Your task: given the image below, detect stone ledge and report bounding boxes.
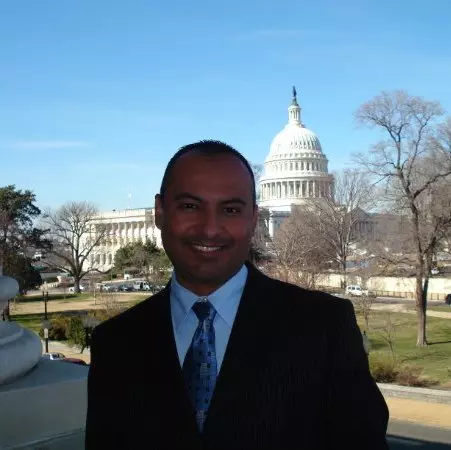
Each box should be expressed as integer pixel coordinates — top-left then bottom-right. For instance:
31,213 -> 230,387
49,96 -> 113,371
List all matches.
378,383 -> 451,404
0,359 -> 88,450
3,429 -> 85,450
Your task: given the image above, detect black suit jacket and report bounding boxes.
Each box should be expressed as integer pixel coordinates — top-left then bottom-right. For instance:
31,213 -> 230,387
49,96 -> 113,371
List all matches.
86,264 -> 389,449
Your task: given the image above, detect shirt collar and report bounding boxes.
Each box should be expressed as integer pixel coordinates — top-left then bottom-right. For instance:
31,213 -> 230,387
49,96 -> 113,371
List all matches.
170,265 -> 248,332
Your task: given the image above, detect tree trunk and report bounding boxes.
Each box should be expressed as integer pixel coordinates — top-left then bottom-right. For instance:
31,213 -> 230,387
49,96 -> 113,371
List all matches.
411,208 -> 427,347
341,257 -> 347,288
415,268 -> 427,347
74,277 -> 81,294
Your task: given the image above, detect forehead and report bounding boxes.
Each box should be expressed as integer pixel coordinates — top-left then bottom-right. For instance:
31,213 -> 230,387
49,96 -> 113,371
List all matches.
166,152 -> 254,199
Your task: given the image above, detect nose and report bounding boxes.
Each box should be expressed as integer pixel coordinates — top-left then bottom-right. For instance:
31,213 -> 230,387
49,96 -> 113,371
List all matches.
199,209 -> 222,239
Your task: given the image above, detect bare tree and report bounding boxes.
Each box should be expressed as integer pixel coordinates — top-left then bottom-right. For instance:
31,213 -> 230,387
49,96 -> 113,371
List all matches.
250,163 -> 264,185
248,208 -> 270,265
353,294 -> 376,331
42,201 -> 108,293
270,209 -> 335,289
378,312 -> 397,364
356,90 -> 451,346
301,169 -> 376,286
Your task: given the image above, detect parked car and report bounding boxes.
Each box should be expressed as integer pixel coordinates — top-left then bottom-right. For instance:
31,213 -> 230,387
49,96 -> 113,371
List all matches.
62,357 -> 88,366
68,285 -> 85,293
345,285 -> 369,297
117,284 -> 133,292
42,352 -> 65,360
103,284 -> 118,292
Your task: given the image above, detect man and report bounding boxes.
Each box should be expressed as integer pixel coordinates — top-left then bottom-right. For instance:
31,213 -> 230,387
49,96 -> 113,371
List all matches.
86,140 -> 389,449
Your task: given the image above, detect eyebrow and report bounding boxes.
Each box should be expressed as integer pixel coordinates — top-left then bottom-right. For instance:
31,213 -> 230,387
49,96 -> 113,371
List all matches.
173,193 -> 247,206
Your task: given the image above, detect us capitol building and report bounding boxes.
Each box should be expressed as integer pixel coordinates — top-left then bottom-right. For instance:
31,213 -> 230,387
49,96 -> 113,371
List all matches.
88,88 -> 333,271
259,87 -> 333,237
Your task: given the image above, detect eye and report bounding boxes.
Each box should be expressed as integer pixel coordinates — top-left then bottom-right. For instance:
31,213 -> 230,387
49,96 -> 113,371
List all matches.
182,203 -> 198,210
224,206 -> 241,214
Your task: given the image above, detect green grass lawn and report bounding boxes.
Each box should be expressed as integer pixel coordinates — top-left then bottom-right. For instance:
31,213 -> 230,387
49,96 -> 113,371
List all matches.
11,312 -> 73,334
359,311 -> 451,385
427,305 -> 451,313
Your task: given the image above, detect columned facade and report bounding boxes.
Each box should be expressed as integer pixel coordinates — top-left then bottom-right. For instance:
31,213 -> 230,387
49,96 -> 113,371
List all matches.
83,208 -> 162,272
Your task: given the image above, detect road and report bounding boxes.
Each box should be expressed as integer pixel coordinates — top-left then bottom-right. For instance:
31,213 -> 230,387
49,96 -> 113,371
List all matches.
388,421 -> 451,448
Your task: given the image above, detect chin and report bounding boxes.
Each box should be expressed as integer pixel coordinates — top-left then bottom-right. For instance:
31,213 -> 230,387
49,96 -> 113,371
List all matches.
194,263 -> 241,282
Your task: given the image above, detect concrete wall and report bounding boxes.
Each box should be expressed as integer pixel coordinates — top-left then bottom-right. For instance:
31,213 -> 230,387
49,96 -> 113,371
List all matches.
316,273 -> 451,300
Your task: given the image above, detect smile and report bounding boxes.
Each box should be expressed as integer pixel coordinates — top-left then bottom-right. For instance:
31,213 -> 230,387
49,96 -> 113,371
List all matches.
191,244 -> 223,252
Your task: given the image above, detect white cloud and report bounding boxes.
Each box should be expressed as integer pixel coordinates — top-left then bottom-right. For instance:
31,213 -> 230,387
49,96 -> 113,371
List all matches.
8,140 -> 90,150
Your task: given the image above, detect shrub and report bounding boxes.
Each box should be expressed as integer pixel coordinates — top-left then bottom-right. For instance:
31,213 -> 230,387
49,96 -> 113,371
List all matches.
369,353 -> 439,387
38,315 -> 70,340
67,316 -> 86,349
395,365 -> 439,387
368,352 -> 398,383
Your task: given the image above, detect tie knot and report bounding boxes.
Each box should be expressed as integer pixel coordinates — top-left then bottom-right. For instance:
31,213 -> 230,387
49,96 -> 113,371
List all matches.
192,300 -> 216,322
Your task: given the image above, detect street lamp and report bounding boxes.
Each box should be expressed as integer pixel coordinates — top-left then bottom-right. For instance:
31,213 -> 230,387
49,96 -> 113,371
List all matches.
42,289 -> 49,320
41,319 -> 52,353
362,330 -> 371,356
81,316 -> 100,354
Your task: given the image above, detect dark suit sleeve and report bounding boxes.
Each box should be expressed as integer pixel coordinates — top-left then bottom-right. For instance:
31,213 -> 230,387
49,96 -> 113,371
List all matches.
85,328 -> 124,450
325,300 -> 389,450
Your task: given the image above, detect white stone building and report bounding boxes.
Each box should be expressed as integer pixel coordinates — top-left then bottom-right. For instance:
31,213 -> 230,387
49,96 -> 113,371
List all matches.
87,208 -> 162,272
258,88 -> 334,237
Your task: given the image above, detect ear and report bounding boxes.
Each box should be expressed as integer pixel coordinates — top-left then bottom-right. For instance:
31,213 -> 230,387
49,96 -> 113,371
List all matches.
155,194 -> 164,230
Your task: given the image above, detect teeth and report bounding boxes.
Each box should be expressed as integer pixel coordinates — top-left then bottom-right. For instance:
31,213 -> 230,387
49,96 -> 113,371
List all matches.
193,245 -> 221,252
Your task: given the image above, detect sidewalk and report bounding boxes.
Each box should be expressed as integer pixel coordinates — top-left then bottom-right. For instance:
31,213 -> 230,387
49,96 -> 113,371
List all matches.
386,397 -> 451,429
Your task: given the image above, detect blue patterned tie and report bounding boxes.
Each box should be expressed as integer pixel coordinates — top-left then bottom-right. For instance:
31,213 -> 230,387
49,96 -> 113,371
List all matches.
183,299 -> 217,432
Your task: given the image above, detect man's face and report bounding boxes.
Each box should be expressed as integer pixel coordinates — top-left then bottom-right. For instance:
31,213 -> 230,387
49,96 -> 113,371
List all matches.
155,152 -> 257,295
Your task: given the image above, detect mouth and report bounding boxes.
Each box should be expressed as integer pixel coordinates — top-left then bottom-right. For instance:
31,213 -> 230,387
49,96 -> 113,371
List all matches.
190,243 -> 227,254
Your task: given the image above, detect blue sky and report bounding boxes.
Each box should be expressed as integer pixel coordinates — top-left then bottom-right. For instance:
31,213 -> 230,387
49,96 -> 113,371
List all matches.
1,0 -> 451,212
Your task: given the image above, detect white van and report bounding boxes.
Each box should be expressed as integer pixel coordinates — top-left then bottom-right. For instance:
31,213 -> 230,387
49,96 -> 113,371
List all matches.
133,281 -> 151,291
345,285 -> 368,296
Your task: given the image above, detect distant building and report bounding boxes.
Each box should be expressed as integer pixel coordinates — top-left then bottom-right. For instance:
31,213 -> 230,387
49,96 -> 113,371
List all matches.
86,208 -> 162,271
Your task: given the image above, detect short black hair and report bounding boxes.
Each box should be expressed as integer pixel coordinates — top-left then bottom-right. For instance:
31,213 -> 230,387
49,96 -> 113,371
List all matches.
159,140 -> 256,204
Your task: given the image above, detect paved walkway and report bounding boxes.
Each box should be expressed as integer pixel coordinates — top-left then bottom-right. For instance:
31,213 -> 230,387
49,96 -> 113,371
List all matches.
372,303 -> 451,319
387,398 -> 451,429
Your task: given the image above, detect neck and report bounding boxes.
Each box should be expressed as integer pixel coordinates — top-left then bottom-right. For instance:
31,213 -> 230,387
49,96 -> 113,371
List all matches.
174,266 -> 245,297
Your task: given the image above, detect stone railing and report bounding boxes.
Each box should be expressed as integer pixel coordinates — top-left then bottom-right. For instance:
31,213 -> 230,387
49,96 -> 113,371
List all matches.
0,274 -> 88,449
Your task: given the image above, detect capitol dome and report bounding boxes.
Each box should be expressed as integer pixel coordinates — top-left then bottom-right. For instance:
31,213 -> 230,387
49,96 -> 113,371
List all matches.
259,87 -> 334,218
270,125 -> 322,154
